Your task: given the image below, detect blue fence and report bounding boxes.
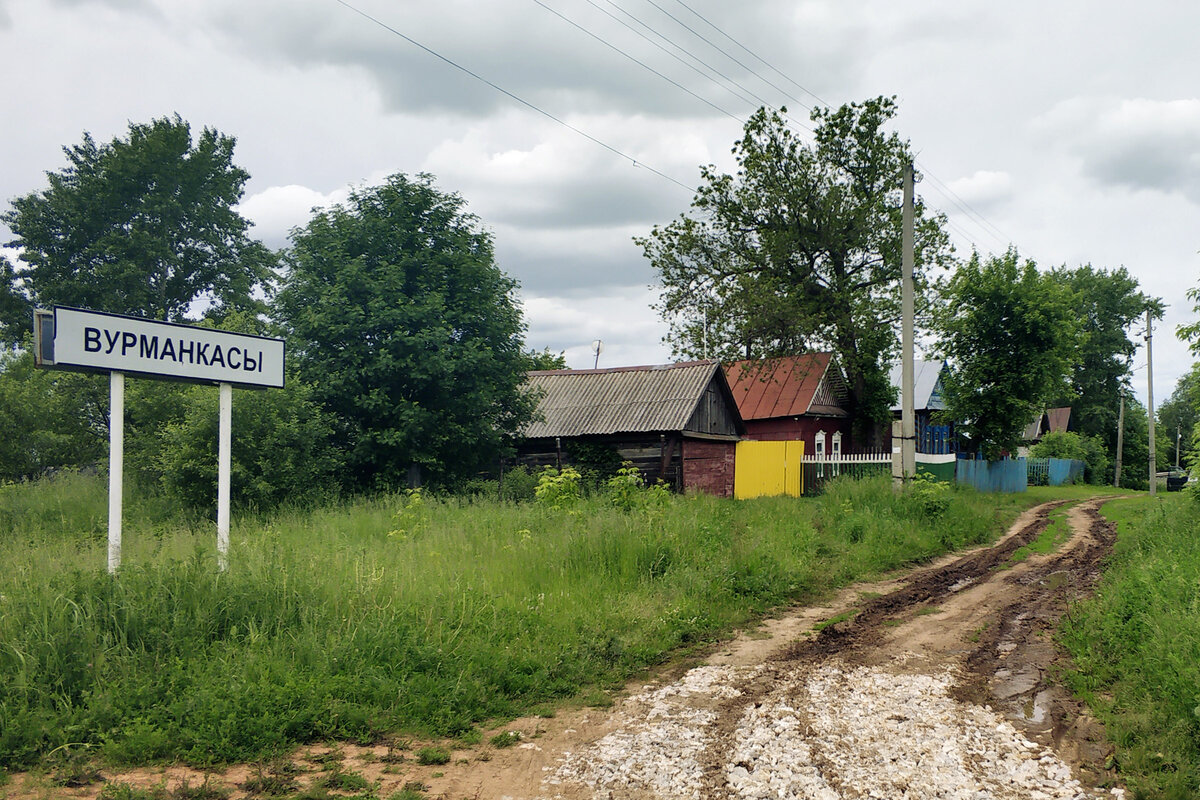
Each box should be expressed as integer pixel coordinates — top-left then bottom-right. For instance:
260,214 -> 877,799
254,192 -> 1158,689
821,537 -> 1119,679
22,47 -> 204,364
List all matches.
956,456 -> 1028,493
1028,457 -> 1085,486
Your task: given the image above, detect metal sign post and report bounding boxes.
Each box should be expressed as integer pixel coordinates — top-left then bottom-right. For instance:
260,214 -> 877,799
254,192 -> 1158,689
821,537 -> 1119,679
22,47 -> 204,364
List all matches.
34,306 -> 284,572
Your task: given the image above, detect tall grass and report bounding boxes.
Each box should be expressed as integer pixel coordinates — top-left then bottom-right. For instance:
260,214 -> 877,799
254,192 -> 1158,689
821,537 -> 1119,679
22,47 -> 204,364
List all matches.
1,472 -> 1031,770
1060,494 -> 1200,800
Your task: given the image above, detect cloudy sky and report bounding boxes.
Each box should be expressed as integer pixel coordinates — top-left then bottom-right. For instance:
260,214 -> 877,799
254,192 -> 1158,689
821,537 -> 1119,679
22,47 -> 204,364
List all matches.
2,0 -> 1197,412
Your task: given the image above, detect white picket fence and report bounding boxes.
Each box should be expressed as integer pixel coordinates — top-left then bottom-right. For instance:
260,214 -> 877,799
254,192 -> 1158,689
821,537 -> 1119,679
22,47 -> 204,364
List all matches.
802,451 -> 891,480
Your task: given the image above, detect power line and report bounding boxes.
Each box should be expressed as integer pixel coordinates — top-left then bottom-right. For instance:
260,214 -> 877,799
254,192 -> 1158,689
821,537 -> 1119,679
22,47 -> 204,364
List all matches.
587,0 -> 760,112
532,0 -> 745,125
332,0 -> 696,194
636,0 -> 813,112
670,0 -> 829,108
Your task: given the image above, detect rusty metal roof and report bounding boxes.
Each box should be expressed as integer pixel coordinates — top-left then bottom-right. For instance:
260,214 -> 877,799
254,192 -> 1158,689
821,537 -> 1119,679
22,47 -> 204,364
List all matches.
725,354 -> 846,420
1046,407 -> 1072,433
523,361 -> 730,438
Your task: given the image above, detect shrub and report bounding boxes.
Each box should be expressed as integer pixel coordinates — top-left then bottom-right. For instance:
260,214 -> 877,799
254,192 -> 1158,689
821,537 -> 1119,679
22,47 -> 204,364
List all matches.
534,466 -> 582,510
498,465 -> 536,502
1029,431 -> 1108,484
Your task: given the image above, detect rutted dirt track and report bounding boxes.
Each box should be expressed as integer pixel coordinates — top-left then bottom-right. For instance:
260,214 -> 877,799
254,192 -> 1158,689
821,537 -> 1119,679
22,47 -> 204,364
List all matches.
13,498 -> 1125,800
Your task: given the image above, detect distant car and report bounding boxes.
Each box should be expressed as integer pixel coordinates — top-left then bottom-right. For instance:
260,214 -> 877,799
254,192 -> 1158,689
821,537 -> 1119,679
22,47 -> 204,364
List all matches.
1165,470 -> 1189,492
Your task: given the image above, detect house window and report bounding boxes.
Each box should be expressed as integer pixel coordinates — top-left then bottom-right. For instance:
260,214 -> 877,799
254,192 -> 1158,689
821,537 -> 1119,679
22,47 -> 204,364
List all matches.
831,431 -> 842,476
815,430 -> 826,478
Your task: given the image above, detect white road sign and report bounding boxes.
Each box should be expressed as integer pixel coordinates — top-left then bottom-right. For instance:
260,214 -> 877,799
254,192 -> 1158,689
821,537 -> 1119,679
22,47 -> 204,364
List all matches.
37,306 -> 285,388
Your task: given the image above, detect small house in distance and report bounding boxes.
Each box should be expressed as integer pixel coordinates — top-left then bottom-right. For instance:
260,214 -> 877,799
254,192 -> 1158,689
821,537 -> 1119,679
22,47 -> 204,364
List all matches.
725,353 -> 851,458
516,361 -> 744,497
888,359 -> 954,454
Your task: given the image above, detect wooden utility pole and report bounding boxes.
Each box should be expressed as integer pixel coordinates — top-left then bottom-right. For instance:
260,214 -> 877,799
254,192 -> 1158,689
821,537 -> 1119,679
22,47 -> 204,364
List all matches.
1147,309 -> 1156,496
899,162 -> 917,484
1113,392 -> 1125,488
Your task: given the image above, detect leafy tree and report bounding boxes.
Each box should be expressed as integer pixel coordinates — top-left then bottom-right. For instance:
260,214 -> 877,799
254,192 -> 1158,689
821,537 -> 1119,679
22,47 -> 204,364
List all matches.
526,347 -> 568,371
1156,364 -> 1199,470
1114,393 -> 1151,490
1029,431 -> 1108,484
933,249 -> 1079,459
157,379 -> 344,510
275,173 -> 538,490
0,350 -> 104,480
638,98 -> 953,444
1045,265 -> 1160,474
1178,280 -> 1200,352
2,115 -> 274,321
0,256 -> 32,349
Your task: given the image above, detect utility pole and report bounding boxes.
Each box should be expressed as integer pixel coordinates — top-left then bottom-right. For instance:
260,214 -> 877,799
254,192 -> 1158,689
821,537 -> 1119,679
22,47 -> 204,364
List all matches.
1147,309 -> 1156,496
1113,392 -> 1125,488
896,162 -> 916,487
1177,425 -> 1182,470
901,163 -> 916,479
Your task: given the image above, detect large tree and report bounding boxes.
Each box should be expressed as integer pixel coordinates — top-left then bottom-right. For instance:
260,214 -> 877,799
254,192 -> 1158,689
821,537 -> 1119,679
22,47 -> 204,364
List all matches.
2,115 -> 273,321
933,249 -> 1079,459
1156,365 -> 1199,470
274,173 -> 538,490
0,255 -> 31,348
1046,264 -> 1160,474
638,98 -> 953,443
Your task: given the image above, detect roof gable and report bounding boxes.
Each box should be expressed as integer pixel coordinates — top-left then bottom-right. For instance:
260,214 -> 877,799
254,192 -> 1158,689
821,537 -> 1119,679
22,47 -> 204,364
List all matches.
522,361 -> 743,438
726,354 -> 847,421
889,359 -> 949,412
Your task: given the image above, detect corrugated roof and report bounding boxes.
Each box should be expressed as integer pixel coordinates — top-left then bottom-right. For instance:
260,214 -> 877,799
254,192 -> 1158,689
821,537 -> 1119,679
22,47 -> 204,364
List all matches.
522,361 -> 727,438
889,359 -> 948,412
725,354 -> 843,420
1045,407 -> 1072,433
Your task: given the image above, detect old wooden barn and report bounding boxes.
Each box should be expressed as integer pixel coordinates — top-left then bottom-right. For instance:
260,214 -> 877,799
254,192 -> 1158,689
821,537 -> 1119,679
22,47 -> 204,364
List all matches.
516,361 -> 744,496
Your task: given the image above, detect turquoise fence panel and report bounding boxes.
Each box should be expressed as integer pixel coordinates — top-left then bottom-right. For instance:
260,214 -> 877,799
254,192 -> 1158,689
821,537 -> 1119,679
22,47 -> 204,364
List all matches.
1047,458 -> 1084,486
956,456 -> 1028,493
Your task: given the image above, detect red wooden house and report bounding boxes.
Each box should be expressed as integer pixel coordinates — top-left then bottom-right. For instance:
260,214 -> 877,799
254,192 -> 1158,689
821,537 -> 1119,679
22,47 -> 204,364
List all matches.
725,354 -> 852,458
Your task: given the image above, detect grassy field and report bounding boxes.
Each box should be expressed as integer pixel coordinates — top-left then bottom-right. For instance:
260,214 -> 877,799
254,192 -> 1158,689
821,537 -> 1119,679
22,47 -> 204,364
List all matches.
0,471 -> 1040,774
1061,492 -> 1200,800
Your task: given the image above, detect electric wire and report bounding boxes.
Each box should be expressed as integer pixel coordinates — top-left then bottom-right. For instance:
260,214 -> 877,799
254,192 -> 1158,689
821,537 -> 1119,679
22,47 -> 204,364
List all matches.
636,0 -> 814,112
671,0 -> 829,108
532,0 -> 745,125
332,0 -> 696,194
590,0 -> 776,122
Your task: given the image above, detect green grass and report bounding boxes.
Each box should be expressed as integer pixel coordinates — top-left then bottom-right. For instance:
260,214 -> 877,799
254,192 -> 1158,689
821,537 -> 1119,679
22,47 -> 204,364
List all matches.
1060,493 -> 1200,799
0,471 -> 1045,771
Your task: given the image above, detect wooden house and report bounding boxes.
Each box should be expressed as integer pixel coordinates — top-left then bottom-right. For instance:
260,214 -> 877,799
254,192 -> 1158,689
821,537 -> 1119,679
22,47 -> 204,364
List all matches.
516,361 -> 744,496
725,354 -> 851,458
887,359 -> 955,454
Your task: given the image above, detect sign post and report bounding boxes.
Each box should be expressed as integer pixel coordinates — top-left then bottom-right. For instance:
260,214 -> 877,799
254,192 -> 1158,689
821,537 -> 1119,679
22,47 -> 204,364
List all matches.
34,306 -> 284,572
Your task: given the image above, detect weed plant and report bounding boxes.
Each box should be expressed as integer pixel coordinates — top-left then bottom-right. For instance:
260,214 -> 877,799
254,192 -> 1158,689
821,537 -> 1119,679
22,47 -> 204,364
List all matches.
1,472 -> 1031,771
1060,494 -> 1200,799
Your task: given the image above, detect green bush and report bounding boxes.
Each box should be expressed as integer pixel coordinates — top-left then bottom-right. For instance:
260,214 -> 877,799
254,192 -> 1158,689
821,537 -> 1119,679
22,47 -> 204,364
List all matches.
534,466 -> 582,510
158,379 -> 344,510
1029,431 -> 1108,484
498,465 -> 536,502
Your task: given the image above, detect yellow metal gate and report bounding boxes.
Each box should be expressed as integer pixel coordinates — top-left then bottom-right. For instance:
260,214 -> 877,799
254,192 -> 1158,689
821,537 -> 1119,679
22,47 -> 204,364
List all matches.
734,440 -> 804,499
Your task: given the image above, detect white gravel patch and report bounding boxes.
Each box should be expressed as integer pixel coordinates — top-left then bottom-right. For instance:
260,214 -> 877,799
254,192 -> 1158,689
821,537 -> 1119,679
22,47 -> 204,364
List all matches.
548,659 -> 1120,800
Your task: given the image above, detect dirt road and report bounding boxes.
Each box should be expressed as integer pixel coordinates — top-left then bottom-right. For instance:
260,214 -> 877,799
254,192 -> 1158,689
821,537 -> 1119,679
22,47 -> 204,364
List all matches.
21,497 -> 1125,800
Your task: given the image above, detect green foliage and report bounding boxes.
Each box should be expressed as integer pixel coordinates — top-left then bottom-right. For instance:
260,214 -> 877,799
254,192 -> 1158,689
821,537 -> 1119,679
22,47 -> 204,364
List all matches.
0,255 -> 31,349
1029,431 -> 1109,484
157,378 -> 344,510
0,349 -> 105,481
565,440 -> 624,484
498,465 -> 537,502
2,115 -> 273,322
534,466 -> 582,510
275,173 -> 537,491
1115,396 -> 1151,490
525,347 -> 568,371
1060,496 -> 1200,798
414,747 -> 450,766
0,471 -> 1033,771
907,470 -> 951,517
1046,265 -> 1160,462
934,249 -> 1079,459
1178,281 -> 1200,353
639,98 -> 953,443
489,730 -> 521,748
605,463 -> 672,513
388,488 -> 428,539
1157,363 -> 1199,471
